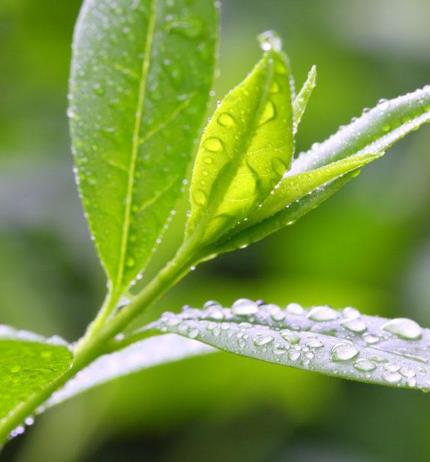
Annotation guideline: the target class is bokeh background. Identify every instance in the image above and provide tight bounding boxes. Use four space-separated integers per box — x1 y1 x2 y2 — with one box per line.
1 0 430 460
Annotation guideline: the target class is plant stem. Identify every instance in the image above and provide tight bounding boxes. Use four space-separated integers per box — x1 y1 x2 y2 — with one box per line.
0 245 196 443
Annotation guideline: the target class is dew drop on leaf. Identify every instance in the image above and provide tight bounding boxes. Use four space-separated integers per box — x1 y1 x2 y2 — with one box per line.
217 112 236 128
232 298 258 315
308 306 338 322
331 342 359 361
203 137 223 152
382 318 422 340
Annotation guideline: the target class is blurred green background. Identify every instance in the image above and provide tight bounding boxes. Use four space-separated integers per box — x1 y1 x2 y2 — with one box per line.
1 0 430 460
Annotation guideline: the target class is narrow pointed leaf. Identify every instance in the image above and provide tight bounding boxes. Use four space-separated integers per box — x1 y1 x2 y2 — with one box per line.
241 151 383 230
207 172 356 255
69 0 217 294
186 43 294 247
0 326 72 422
290 85 430 175
149 301 430 391
293 65 317 132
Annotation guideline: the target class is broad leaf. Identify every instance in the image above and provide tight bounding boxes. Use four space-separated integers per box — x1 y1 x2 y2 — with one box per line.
149 301 430 390
0 326 72 423
47 334 213 407
69 0 217 295
293 65 317 132
186 34 294 247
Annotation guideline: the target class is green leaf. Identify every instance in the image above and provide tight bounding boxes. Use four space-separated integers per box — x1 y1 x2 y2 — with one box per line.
238 151 383 232
208 85 430 256
149 301 430 391
185 34 294 248
0 326 72 423
205 172 356 256
69 0 218 295
291 84 430 175
293 65 317 132
47 334 213 408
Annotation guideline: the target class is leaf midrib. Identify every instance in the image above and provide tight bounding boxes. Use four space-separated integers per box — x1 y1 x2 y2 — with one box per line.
115 0 158 293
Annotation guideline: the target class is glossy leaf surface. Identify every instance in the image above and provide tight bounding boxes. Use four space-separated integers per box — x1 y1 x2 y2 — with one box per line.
149 301 430 390
186 39 293 247
69 0 217 294
0 327 72 422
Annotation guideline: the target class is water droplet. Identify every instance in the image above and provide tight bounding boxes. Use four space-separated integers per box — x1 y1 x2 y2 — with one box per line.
342 307 361 319
363 334 380 344
308 306 338 322
341 318 367 334
354 359 377 372
331 342 359 361
383 371 402 384
258 30 282 52
203 136 223 152
270 81 280 94
280 331 300 344
288 350 301 361
187 327 200 339
253 334 274 346
382 318 422 340
217 112 235 128
193 189 207 206
232 299 258 315
259 101 276 125
306 338 323 349
286 303 304 315
264 304 285 321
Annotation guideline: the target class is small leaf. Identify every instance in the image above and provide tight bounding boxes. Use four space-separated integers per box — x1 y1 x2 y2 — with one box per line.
47 334 213 408
290 84 430 175
293 65 317 132
186 34 294 247
239 152 383 231
0 326 72 423
69 0 217 295
149 301 430 391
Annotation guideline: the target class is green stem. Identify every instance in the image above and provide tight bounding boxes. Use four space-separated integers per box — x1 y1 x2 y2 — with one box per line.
0 245 197 443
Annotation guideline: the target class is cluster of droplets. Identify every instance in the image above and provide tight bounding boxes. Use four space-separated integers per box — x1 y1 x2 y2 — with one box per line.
154 299 430 391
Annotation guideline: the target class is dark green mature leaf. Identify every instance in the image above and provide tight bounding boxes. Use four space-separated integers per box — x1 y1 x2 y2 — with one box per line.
149 301 430 390
206 85 430 256
0 326 72 423
69 0 217 295
185 33 294 248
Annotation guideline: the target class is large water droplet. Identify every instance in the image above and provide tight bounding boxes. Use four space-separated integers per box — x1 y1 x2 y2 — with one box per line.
331 342 359 361
286 303 304 315
253 334 274 346
341 318 367 334
308 306 338 322
382 318 422 340
280 331 300 344
232 299 258 315
258 30 282 52
354 359 377 372
217 112 236 128
203 136 223 152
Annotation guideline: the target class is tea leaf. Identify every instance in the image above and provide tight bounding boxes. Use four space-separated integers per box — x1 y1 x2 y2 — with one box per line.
207 85 430 255
293 65 317 132
69 0 217 295
186 39 294 247
290 84 430 175
0 326 72 423
149 301 430 391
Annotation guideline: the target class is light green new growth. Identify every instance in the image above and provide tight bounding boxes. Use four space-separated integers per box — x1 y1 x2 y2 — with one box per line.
1 0 430 447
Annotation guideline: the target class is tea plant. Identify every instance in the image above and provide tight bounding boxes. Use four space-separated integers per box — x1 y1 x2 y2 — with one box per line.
1 0 430 446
